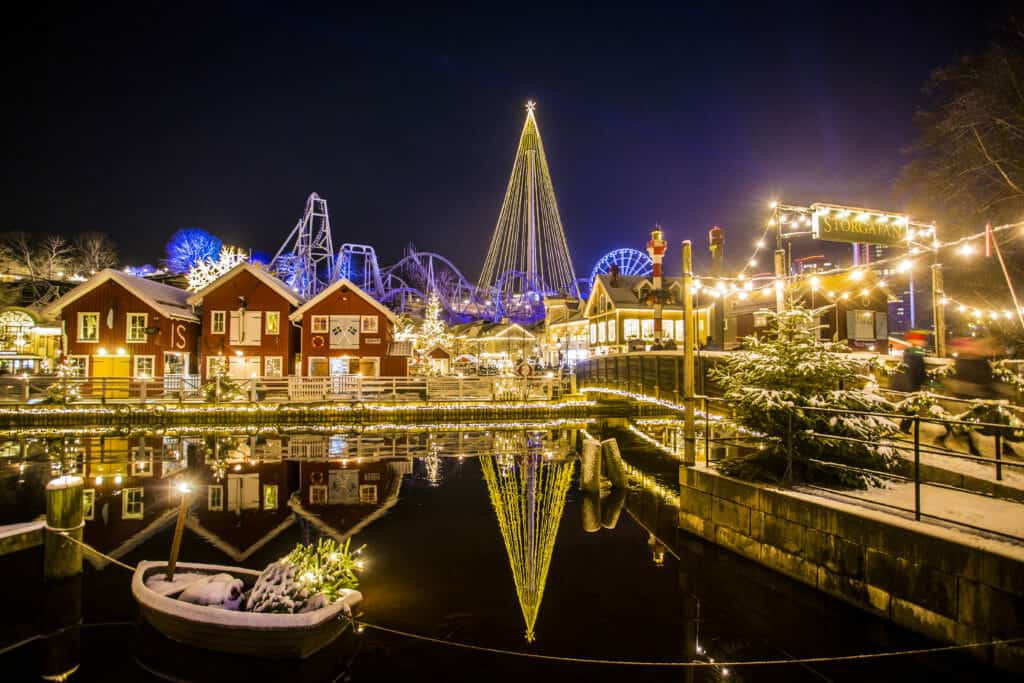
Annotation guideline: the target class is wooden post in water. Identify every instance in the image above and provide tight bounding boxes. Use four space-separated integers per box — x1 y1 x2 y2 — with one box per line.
682 240 697 465
45 475 84 580
581 439 602 493
166 482 191 581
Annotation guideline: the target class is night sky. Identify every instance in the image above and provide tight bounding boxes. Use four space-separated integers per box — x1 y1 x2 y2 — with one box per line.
1 2 1010 278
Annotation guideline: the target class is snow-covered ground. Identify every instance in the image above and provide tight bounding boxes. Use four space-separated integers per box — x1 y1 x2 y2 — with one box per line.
144 572 208 596
893 421 1024 490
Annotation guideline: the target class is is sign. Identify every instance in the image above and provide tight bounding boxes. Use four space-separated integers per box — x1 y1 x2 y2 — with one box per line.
811 206 908 246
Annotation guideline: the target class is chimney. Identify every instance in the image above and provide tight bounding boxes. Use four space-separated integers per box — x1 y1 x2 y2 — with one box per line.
609 263 620 286
646 226 668 338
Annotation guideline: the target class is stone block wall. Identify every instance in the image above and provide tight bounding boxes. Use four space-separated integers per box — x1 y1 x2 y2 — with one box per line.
679 465 1024 671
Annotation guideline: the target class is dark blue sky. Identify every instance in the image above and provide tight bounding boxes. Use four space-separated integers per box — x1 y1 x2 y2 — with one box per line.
1 1 1009 278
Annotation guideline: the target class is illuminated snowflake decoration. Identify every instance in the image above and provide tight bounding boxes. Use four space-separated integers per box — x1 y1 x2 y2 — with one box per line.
186 246 249 291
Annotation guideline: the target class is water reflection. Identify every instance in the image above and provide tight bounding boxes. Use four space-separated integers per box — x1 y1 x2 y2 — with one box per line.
480 432 574 643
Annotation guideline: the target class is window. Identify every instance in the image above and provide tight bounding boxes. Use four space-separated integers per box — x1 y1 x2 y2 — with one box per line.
754 313 769 328
607 320 616 343
360 315 378 333
359 484 378 504
308 357 328 377
66 355 88 377
208 485 223 511
126 313 147 342
207 356 228 377
83 489 95 520
641 319 655 340
78 313 99 342
673 320 683 341
229 311 262 346
123 487 144 519
264 356 283 377
589 324 597 344
364 471 381 482
263 484 278 510
310 485 327 505
265 311 280 335
211 311 226 335
133 355 155 378
624 319 640 339
311 315 329 333
597 322 606 343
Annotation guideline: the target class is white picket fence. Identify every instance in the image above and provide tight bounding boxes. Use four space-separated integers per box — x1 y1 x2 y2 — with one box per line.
0 373 563 405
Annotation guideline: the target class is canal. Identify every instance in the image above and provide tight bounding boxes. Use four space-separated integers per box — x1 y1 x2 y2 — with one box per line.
0 426 1012 681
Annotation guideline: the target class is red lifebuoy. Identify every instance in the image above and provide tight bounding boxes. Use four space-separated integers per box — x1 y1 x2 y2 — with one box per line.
311 335 325 349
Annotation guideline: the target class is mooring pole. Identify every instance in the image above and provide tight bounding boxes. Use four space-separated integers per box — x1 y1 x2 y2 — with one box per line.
682 240 696 465
166 483 191 581
45 476 84 580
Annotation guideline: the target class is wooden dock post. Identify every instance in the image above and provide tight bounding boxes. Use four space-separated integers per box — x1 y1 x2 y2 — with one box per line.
600 438 628 489
581 438 602 493
44 476 84 580
166 482 191 581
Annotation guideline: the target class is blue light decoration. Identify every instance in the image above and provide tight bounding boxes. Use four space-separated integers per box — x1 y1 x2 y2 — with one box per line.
590 248 654 283
165 228 222 273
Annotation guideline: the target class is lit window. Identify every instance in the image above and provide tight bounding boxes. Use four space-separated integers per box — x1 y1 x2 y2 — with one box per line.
264 356 283 377
310 485 327 505
83 489 95 520
641 319 654 340
133 355 155 378
624 319 639 339
359 484 378 504
211 311 226 335
66 356 88 377
589 324 597 344
675 319 685 341
207 356 228 377
78 313 99 342
598 322 606 343
126 313 147 342
208 485 223 511
265 311 280 335
123 487 144 519
607 320 616 343
311 316 329 333
263 484 278 510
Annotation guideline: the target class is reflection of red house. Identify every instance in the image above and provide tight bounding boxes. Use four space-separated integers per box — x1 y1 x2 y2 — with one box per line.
186 263 303 380
290 460 406 540
288 279 407 377
43 269 200 379
80 436 186 566
187 456 298 562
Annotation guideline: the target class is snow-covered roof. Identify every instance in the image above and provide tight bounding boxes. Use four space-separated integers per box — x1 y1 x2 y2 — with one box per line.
288 278 397 323
186 262 303 307
43 269 199 322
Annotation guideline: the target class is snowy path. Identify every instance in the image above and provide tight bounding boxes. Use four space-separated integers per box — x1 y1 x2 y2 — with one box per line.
797 480 1024 548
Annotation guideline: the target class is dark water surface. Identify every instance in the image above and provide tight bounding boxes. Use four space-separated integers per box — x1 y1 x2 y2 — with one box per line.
0 428 1011 682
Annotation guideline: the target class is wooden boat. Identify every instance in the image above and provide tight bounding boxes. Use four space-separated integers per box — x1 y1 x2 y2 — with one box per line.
131 560 363 659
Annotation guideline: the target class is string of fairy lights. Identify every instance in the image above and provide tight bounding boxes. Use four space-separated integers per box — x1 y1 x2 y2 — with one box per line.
695 201 1024 326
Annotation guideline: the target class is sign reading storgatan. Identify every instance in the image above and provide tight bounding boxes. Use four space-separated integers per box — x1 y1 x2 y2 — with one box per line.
811 206 908 246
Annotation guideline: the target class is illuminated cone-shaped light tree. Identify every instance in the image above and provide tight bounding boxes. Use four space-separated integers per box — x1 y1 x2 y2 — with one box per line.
480 438 573 642
478 102 578 310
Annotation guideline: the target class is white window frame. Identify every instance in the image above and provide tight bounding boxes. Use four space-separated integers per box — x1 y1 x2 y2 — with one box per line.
83 488 95 520
208 485 223 511
358 356 380 377
308 356 328 377
624 318 640 339
78 312 99 343
123 487 144 519
359 484 378 504
133 355 155 378
211 311 226 335
607 319 616 343
674 319 685 341
641 319 655 340
597 322 606 343
360 315 379 333
263 484 278 510
265 311 280 336
66 355 89 377
311 315 329 333
310 484 327 505
589 323 597 344
126 312 148 343
264 356 283 377
207 356 228 377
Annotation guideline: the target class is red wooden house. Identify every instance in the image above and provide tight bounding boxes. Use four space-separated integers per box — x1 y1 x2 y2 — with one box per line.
43 269 199 379
186 263 303 380
288 279 407 377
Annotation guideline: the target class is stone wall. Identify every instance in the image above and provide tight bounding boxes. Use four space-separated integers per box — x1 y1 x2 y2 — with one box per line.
678 465 1024 671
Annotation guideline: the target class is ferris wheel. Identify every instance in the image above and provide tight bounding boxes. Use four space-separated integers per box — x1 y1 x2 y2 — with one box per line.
590 248 654 283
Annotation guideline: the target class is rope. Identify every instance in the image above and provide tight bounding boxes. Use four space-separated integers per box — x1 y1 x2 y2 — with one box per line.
51 530 137 572
0 621 135 658
356 621 1024 668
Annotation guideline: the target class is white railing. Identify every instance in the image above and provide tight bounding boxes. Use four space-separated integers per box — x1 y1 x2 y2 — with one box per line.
0 373 564 405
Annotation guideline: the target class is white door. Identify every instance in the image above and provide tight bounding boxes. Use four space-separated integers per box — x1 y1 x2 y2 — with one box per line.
228 355 261 380
226 473 260 511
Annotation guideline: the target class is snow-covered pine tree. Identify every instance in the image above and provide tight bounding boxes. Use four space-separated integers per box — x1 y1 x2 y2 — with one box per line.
711 306 899 487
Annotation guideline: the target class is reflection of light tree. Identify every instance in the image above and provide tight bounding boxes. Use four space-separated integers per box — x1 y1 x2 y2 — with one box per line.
480 449 573 642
